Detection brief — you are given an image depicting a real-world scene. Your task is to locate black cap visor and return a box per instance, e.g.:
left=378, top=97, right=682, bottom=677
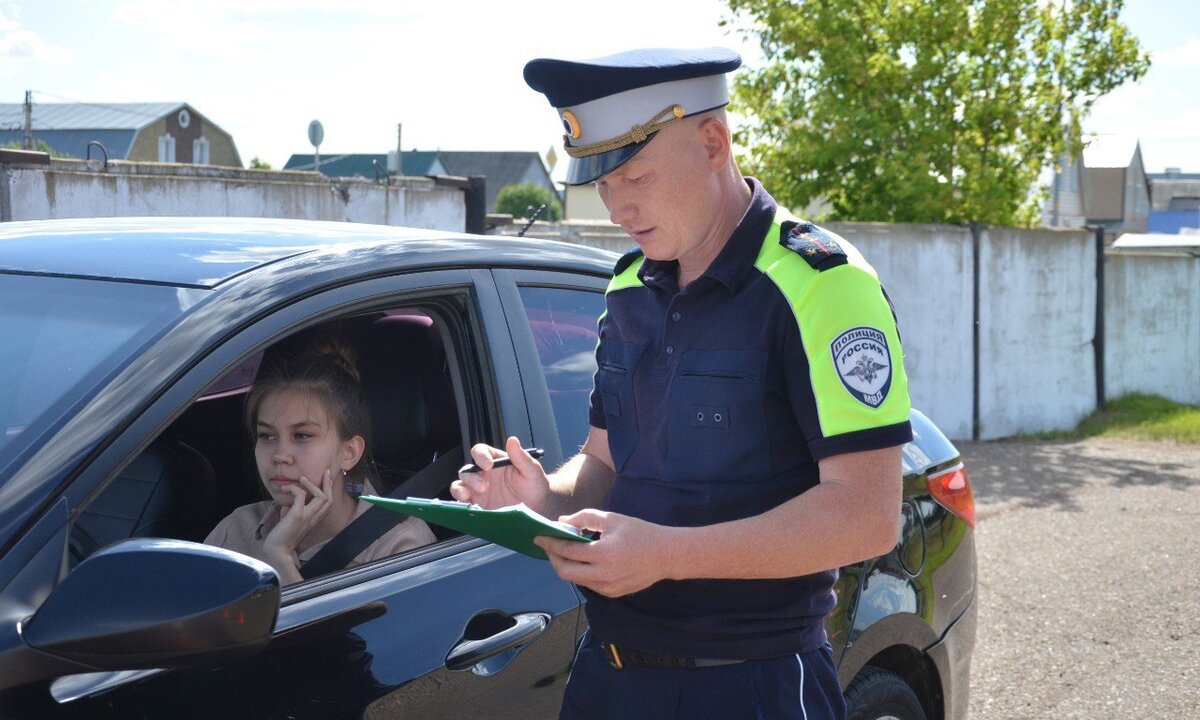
left=564, top=131, right=658, bottom=185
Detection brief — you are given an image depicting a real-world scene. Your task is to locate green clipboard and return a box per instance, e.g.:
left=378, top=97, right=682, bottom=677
left=359, top=496, right=593, bottom=560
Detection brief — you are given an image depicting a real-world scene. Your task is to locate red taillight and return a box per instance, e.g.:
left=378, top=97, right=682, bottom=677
left=927, top=463, right=975, bottom=528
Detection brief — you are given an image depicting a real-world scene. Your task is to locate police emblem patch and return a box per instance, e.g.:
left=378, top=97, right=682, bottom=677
left=830, top=326, right=892, bottom=407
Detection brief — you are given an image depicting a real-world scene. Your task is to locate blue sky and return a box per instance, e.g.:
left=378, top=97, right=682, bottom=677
left=1, top=0, right=1195, bottom=182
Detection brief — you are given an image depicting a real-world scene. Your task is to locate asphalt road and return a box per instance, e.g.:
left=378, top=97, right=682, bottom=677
left=958, top=438, right=1200, bottom=719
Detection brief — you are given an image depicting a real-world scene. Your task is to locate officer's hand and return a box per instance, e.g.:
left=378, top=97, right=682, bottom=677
left=535, top=509, right=673, bottom=597
left=450, top=436, right=550, bottom=511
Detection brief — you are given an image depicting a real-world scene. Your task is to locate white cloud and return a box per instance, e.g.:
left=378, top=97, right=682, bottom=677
left=116, top=0, right=417, bottom=21
left=0, top=8, right=18, bottom=32
left=99, top=0, right=752, bottom=169
left=1153, top=38, right=1200, bottom=67
left=0, top=6, right=72, bottom=62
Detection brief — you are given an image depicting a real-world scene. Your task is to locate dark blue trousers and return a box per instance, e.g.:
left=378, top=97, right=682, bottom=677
left=559, top=633, right=846, bottom=720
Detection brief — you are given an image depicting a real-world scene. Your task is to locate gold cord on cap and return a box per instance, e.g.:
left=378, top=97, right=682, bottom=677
left=563, top=104, right=685, bottom=158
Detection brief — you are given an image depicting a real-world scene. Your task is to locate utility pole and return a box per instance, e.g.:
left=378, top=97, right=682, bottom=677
left=23, top=90, right=33, bottom=150
left=400, top=121, right=410, bottom=177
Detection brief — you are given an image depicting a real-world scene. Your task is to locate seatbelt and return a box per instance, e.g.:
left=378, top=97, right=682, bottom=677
left=300, top=446, right=464, bottom=580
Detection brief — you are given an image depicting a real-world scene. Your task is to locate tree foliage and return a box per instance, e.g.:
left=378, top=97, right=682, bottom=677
left=724, top=0, right=1150, bottom=225
left=249, top=156, right=273, bottom=169
left=495, top=183, right=562, bottom=221
left=3, top=139, right=64, bottom=157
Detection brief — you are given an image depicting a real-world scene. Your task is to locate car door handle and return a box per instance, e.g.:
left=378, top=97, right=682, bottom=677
left=445, top=612, right=551, bottom=672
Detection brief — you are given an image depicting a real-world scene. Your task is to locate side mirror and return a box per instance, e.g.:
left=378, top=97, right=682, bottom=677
left=23, top=538, right=279, bottom=669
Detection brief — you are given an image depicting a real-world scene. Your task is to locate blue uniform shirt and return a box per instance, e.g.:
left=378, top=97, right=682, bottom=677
left=585, top=179, right=912, bottom=660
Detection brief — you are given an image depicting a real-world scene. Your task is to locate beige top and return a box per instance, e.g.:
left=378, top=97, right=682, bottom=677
left=204, top=484, right=437, bottom=578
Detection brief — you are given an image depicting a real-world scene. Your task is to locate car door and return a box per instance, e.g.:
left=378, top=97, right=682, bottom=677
left=16, top=268, right=583, bottom=720
left=490, top=269, right=609, bottom=471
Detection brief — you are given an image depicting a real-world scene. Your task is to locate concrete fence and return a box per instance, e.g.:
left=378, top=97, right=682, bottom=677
left=502, top=219, right=1200, bottom=441
left=0, top=156, right=466, bottom=231
left=1104, top=251, right=1200, bottom=406
left=4, top=154, right=1194, bottom=441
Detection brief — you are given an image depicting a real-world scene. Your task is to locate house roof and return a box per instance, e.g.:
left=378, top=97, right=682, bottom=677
left=282, top=150, right=555, bottom=212
left=0, top=129, right=136, bottom=159
left=1149, top=172, right=1200, bottom=181
left=0, top=102, right=184, bottom=131
left=284, top=151, right=440, bottom=177
left=437, top=151, right=553, bottom=210
left=1084, top=167, right=1126, bottom=221
left=0, top=102, right=238, bottom=162
left=1083, top=135, right=1140, bottom=169
left=1081, top=137, right=1148, bottom=225
left=1112, top=232, right=1200, bottom=249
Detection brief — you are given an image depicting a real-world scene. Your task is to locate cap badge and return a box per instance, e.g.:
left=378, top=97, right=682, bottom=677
left=562, top=110, right=582, bottom=140
left=564, top=104, right=686, bottom=158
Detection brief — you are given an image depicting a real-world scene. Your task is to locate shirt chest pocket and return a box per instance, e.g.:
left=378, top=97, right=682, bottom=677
left=596, top=340, right=644, bottom=472
left=667, top=350, right=771, bottom=483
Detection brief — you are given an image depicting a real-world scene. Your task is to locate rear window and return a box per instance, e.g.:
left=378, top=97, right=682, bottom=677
left=0, top=274, right=201, bottom=460
left=517, top=285, right=606, bottom=458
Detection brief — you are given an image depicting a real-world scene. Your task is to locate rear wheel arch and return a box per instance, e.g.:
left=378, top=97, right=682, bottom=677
left=847, top=646, right=943, bottom=720
left=845, top=666, right=928, bottom=720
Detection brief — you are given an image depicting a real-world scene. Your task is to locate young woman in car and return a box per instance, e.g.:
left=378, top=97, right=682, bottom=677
left=204, top=343, right=436, bottom=584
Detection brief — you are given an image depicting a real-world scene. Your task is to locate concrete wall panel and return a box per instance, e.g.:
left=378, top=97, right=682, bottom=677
left=4, top=162, right=464, bottom=231
left=978, top=227, right=1096, bottom=439
left=1105, top=252, right=1200, bottom=403
left=828, top=222, right=975, bottom=440
left=395, top=187, right=465, bottom=230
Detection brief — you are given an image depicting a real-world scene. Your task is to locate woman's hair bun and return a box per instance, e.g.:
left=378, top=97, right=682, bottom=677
left=305, top=338, right=361, bottom=384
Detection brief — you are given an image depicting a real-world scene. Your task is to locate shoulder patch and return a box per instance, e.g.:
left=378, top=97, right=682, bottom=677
left=831, top=326, right=893, bottom=407
left=613, top=247, right=644, bottom=276
left=780, top=221, right=848, bottom=271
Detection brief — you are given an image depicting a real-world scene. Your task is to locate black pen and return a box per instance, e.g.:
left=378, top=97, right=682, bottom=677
left=458, top=447, right=545, bottom=474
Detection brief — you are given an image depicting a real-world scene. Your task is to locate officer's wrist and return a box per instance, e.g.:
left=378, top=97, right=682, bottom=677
left=661, top=525, right=697, bottom=581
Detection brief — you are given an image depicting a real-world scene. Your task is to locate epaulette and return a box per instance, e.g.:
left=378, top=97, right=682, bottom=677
left=613, top=247, right=645, bottom=276
left=780, top=221, right=848, bottom=271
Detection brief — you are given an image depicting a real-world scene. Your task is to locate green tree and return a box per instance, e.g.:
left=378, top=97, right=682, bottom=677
left=3, top=139, right=65, bottom=157
left=724, top=0, right=1149, bottom=225
left=495, top=183, right=562, bottom=221
left=249, top=156, right=273, bottom=170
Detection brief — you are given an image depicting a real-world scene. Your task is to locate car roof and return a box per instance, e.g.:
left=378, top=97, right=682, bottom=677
left=0, top=216, right=619, bottom=288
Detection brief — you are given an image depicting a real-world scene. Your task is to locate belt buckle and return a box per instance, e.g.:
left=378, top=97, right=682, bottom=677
left=603, top=642, right=624, bottom=670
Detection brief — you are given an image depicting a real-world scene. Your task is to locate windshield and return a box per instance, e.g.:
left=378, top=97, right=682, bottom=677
left=0, top=274, right=203, bottom=462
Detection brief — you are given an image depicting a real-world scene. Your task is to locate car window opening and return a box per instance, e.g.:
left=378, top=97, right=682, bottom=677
left=69, top=304, right=475, bottom=582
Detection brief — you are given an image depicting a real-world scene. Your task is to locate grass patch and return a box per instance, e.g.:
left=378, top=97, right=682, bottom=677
left=1034, top=393, right=1200, bottom=443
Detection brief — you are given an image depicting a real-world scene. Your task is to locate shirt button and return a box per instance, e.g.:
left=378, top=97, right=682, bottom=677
left=666, top=345, right=674, bottom=355
left=672, top=312, right=681, bottom=322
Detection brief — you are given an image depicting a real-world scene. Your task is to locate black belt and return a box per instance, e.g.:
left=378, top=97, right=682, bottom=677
left=600, top=641, right=746, bottom=670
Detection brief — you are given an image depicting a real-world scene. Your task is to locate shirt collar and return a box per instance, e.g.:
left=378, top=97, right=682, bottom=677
left=636, top=178, right=777, bottom=295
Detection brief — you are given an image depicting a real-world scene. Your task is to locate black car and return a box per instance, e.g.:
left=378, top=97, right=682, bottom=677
left=0, top=217, right=976, bottom=719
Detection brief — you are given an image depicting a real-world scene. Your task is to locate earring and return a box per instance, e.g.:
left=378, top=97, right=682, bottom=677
left=343, top=468, right=363, bottom=496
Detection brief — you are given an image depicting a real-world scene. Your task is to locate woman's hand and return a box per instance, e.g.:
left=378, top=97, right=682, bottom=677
left=450, top=436, right=550, bottom=512
left=262, top=468, right=334, bottom=582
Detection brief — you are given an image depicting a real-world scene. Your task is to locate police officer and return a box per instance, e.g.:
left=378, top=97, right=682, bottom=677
left=451, top=47, right=912, bottom=720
